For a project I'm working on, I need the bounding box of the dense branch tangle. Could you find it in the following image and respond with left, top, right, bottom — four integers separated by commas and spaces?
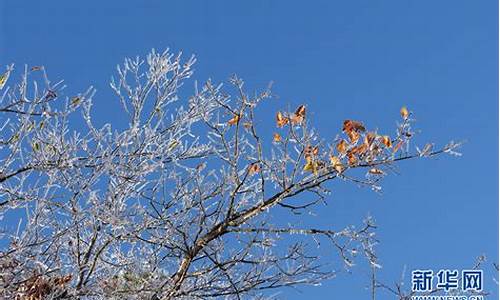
0, 49, 459, 299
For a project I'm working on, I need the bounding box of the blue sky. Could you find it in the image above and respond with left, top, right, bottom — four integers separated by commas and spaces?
1, 0, 498, 298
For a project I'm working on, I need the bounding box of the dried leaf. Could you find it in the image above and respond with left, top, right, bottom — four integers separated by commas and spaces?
273, 133, 282, 142
228, 114, 240, 126
54, 274, 72, 286
276, 111, 289, 128
295, 105, 306, 117
336, 139, 348, 154
343, 120, 366, 132
347, 153, 357, 166
304, 145, 319, 157
290, 114, 304, 125
305, 145, 319, 159
290, 105, 306, 125
364, 132, 376, 146
350, 143, 368, 155
381, 135, 392, 148
312, 146, 319, 156
329, 155, 344, 173
347, 130, 360, 144
248, 163, 260, 176
400, 106, 409, 119
303, 158, 319, 174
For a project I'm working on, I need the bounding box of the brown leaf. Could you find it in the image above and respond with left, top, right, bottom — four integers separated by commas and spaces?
290, 105, 306, 125
350, 144, 368, 155
304, 145, 319, 159
329, 155, 344, 173
310, 146, 319, 157
295, 105, 306, 117
273, 133, 282, 142
343, 120, 366, 133
364, 132, 376, 146
290, 114, 304, 125
347, 130, 360, 144
276, 111, 289, 128
347, 153, 357, 166
336, 139, 348, 154
248, 163, 260, 176
54, 274, 72, 286
227, 114, 240, 126
381, 135, 392, 148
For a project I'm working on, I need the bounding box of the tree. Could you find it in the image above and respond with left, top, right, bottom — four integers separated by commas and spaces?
0, 49, 461, 299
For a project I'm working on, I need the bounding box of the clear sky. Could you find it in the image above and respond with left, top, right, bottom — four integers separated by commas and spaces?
1, 1, 498, 298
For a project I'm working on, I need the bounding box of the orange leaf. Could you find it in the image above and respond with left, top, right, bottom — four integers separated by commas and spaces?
400, 106, 409, 119
343, 120, 366, 133
290, 114, 304, 125
312, 146, 319, 156
304, 145, 319, 159
305, 145, 312, 153
381, 135, 392, 148
276, 111, 289, 128
351, 143, 368, 155
329, 155, 344, 173
336, 139, 348, 154
347, 130, 360, 144
248, 163, 260, 176
228, 114, 240, 126
364, 132, 376, 146
290, 105, 306, 125
295, 105, 306, 117
273, 133, 282, 142
347, 153, 357, 166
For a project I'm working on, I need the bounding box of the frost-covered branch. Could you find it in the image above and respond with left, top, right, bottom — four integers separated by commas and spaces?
0, 49, 459, 300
